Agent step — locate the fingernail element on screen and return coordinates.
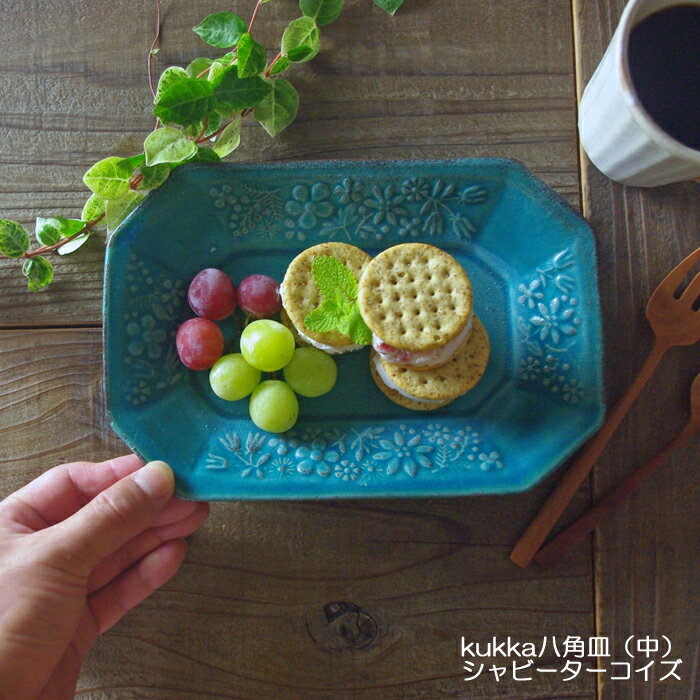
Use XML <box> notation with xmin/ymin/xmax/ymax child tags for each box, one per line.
<box><xmin>133</xmin><ymin>460</ymin><xmax>174</xmax><ymax>499</ymax></box>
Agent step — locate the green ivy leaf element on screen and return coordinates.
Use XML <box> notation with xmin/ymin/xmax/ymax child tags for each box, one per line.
<box><xmin>254</xmin><ymin>79</ymin><xmax>299</xmax><ymax>137</ymax></box>
<box><xmin>236</xmin><ymin>33</ymin><xmax>267</xmax><ymax>78</ymax></box>
<box><xmin>35</xmin><ymin>217</ymin><xmax>84</xmax><ymax>246</ymax></box>
<box><xmin>190</xmin><ymin>146</ymin><xmax>221</xmax><ymax>163</ymax></box>
<box><xmin>153</xmin><ymin>78</ymin><xmax>215</xmax><ymax>127</ymax></box>
<box><xmin>139</xmin><ymin>163</ymin><xmax>171</xmax><ymax>190</ymax></box>
<box><xmin>215</xmin><ymin>51</ymin><xmax>237</xmax><ymax>65</ymax></box>
<box><xmin>22</xmin><ymin>256</ymin><xmax>53</xmax><ymax>292</ymax></box>
<box><xmin>57</xmin><ymin>234</ymin><xmax>90</xmax><ymax>256</ymax></box>
<box><xmin>281</xmin><ymin>17</ymin><xmax>320</xmax><ymax>63</ymax></box>
<box><xmin>183</xmin><ymin>110</ymin><xmax>222</xmax><ymax>139</ymax></box>
<box><xmin>299</xmin><ymin>0</ymin><xmax>343</xmax><ymax>27</ymax></box>
<box><xmin>0</xmin><ymin>220</ymin><xmax>30</xmax><ymax>258</ymax></box>
<box><xmin>83</xmin><ymin>157</ymin><xmax>133</xmax><ymax>200</ymax></box>
<box><xmin>120</xmin><ymin>153</ymin><xmax>146</xmax><ymax>171</ymax></box>
<box><xmin>212</xmin><ymin>67</ymin><xmax>273</xmax><ymax>112</ymax></box>
<box><xmin>208</xmin><ymin>61</ymin><xmax>228</xmax><ymax>86</ymax></box>
<box><xmin>192</xmin><ymin>12</ymin><xmax>247</xmax><ymax>48</ymax></box>
<box><xmin>155</xmin><ymin>66</ymin><xmax>189</xmax><ymax>103</ymax></box>
<box><xmin>186</xmin><ymin>57</ymin><xmax>213</xmax><ymax>78</ymax></box>
<box><xmin>81</xmin><ymin>194</ymin><xmax>106</xmax><ymax>222</ymax></box>
<box><xmin>268</xmin><ymin>56</ymin><xmax>291</xmax><ymax>76</ymax></box>
<box><xmin>212</xmin><ymin>115</ymin><xmax>242</xmax><ymax>157</ymax></box>
<box><xmin>372</xmin><ymin>0</ymin><xmax>404</xmax><ymax>15</ymax></box>
<box><xmin>144</xmin><ymin>127</ymin><xmax>198</xmax><ymax>165</ymax></box>
<box><xmin>105</xmin><ymin>191</ymin><xmax>144</xmax><ymax>234</ymax></box>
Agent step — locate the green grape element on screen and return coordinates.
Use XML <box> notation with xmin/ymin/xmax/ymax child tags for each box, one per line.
<box><xmin>240</xmin><ymin>319</ymin><xmax>295</xmax><ymax>372</ymax></box>
<box><xmin>249</xmin><ymin>380</ymin><xmax>299</xmax><ymax>433</ymax></box>
<box><xmin>282</xmin><ymin>347</ymin><xmax>337</xmax><ymax>397</ymax></box>
<box><xmin>209</xmin><ymin>353</ymin><xmax>261</xmax><ymax>401</ymax></box>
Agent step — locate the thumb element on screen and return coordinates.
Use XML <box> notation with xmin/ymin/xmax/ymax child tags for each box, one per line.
<box><xmin>49</xmin><ymin>460</ymin><xmax>175</xmax><ymax>575</ymax></box>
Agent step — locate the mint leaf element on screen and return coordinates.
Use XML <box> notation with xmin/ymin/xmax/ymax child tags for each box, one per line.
<box><xmin>83</xmin><ymin>157</ymin><xmax>133</xmax><ymax>199</ymax></box>
<box><xmin>346</xmin><ymin>302</ymin><xmax>373</xmax><ymax>344</ymax></box>
<box><xmin>373</xmin><ymin>0</ymin><xmax>404</xmax><ymax>14</ymax></box>
<box><xmin>22</xmin><ymin>256</ymin><xmax>53</xmax><ymax>292</ymax></box>
<box><xmin>237</xmin><ymin>33</ymin><xmax>267</xmax><ymax>78</ymax></box>
<box><xmin>212</xmin><ymin>67</ymin><xmax>273</xmax><ymax>112</ymax></box>
<box><xmin>303</xmin><ymin>255</ymin><xmax>371</xmax><ymax>345</ymax></box>
<box><xmin>58</xmin><ymin>234</ymin><xmax>90</xmax><ymax>256</ymax></box>
<box><xmin>268</xmin><ymin>56</ymin><xmax>291</xmax><ymax>76</ymax></box>
<box><xmin>155</xmin><ymin>66</ymin><xmax>189</xmax><ymax>103</ymax></box>
<box><xmin>253</xmin><ymin>79</ymin><xmax>299</xmax><ymax>137</ymax></box>
<box><xmin>105</xmin><ymin>191</ymin><xmax>144</xmax><ymax>234</ymax></box>
<box><xmin>35</xmin><ymin>217</ymin><xmax>84</xmax><ymax>246</ymax></box>
<box><xmin>0</xmin><ymin>220</ymin><xmax>30</xmax><ymax>258</ymax></box>
<box><xmin>312</xmin><ymin>255</ymin><xmax>357</xmax><ymax>300</ymax></box>
<box><xmin>144</xmin><ymin>127</ymin><xmax>197</xmax><ymax>165</ymax></box>
<box><xmin>281</xmin><ymin>17</ymin><xmax>320</xmax><ymax>63</ymax></box>
<box><xmin>186</xmin><ymin>57</ymin><xmax>213</xmax><ymax>78</ymax></box>
<box><xmin>153</xmin><ymin>78</ymin><xmax>215</xmax><ymax>127</ymax></box>
<box><xmin>139</xmin><ymin>163</ymin><xmax>171</xmax><ymax>189</ymax></box>
<box><xmin>81</xmin><ymin>194</ymin><xmax>105</xmax><ymax>222</ymax></box>
<box><xmin>190</xmin><ymin>146</ymin><xmax>221</xmax><ymax>163</ymax></box>
<box><xmin>304</xmin><ymin>299</ymin><xmax>345</xmax><ymax>332</ymax></box>
<box><xmin>193</xmin><ymin>12</ymin><xmax>247</xmax><ymax>48</ymax></box>
<box><xmin>212</xmin><ymin>115</ymin><xmax>242</xmax><ymax>157</ymax></box>
<box><xmin>300</xmin><ymin>0</ymin><xmax>343</xmax><ymax>26</ymax></box>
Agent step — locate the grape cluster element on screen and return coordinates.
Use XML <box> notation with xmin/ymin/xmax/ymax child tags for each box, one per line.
<box><xmin>175</xmin><ymin>268</ymin><xmax>336</xmax><ymax>433</ymax></box>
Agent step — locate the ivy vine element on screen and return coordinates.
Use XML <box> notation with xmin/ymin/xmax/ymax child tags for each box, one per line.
<box><xmin>0</xmin><ymin>0</ymin><xmax>404</xmax><ymax>291</ymax></box>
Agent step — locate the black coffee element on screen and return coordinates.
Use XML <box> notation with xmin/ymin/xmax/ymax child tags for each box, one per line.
<box><xmin>627</xmin><ymin>4</ymin><xmax>700</xmax><ymax>150</ymax></box>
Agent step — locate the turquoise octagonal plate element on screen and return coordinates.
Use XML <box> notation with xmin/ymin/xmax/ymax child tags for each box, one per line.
<box><xmin>104</xmin><ymin>159</ymin><xmax>605</xmax><ymax>500</ymax></box>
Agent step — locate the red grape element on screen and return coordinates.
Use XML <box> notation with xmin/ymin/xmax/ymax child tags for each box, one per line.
<box><xmin>238</xmin><ymin>274</ymin><xmax>281</xmax><ymax>319</ymax></box>
<box><xmin>188</xmin><ymin>268</ymin><xmax>237</xmax><ymax>320</ymax></box>
<box><xmin>176</xmin><ymin>317</ymin><xmax>224</xmax><ymax>370</ymax></box>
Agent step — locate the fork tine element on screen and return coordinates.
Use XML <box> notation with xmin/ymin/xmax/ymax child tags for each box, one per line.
<box><xmin>681</xmin><ymin>270</ymin><xmax>700</xmax><ymax>305</ymax></box>
<box><xmin>659</xmin><ymin>246</ymin><xmax>700</xmax><ymax>293</ymax></box>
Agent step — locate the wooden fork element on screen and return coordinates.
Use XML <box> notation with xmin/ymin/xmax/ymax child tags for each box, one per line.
<box><xmin>510</xmin><ymin>246</ymin><xmax>700</xmax><ymax>568</ymax></box>
<box><xmin>534</xmin><ymin>372</ymin><xmax>700</xmax><ymax>567</ymax></box>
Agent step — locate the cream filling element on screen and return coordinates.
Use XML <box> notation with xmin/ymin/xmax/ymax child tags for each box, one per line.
<box><xmin>373</xmin><ymin>354</ymin><xmax>445</xmax><ymax>405</ymax></box>
<box><xmin>373</xmin><ymin>314</ymin><xmax>473</xmax><ymax>367</ymax></box>
<box><xmin>296</xmin><ymin>327</ymin><xmax>363</xmax><ymax>355</ymax></box>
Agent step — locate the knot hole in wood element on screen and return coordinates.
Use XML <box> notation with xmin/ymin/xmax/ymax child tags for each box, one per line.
<box><xmin>305</xmin><ymin>601</ymin><xmax>379</xmax><ymax>653</ymax></box>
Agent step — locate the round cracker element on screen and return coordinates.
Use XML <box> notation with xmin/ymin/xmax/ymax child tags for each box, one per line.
<box><xmin>281</xmin><ymin>242</ymin><xmax>371</xmax><ymax>348</ymax></box>
<box><xmin>279</xmin><ymin>308</ymin><xmax>309</xmax><ymax>347</ymax></box>
<box><xmin>370</xmin><ymin>356</ymin><xmax>451</xmax><ymax>411</ymax></box>
<box><xmin>358</xmin><ymin>243</ymin><xmax>473</xmax><ymax>352</ymax></box>
<box><xmin>376</xmin><ymin>316</ymin><xmax>490</xmax><ymax>402</ymax></box>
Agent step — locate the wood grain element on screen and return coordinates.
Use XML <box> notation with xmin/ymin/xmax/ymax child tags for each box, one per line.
<box><xmin>0</xmin><ymin>0</ymin><xmax>579</xmax><ymax>327</ymax></box>
<box><xmin>573</xmin><ymin>1</ymin><xmax>700</xmax><ymax>698</ymax></box>
<box><xmin>0</xmin><ymin>329</ymin><xmax>596</xmax><ymax>699</ymax></box>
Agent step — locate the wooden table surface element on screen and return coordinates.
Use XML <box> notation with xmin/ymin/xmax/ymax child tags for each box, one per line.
<box><xmin>1</xmin><ymin>1</ymin><xmax>698</xmax><ymax>698</ymax></box>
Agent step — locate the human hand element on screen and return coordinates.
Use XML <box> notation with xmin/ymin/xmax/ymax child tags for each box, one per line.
<box><xmin>0</xmin><ymin>455</ymin><xmax>209</xmax><ymax>700</ymax></box>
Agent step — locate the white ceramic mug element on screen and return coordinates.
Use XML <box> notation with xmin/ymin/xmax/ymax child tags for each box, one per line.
<box><xmin>578</xmin><ymin>0</ymin><xmax>700</xmax><ymax>187</ymax></box>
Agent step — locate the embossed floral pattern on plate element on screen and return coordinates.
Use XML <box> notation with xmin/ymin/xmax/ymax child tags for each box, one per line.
<box><xmin>209</xmin><ymin>176</ymin><xmax>490</xmax><ymax>244</ymax></box>
<box><xmin>104</xmin><ymin>159</ymin><xmax>604</xmax><ymax>499</ymax></box>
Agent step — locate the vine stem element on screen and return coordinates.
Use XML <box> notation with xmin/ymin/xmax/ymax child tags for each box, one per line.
<box><xmin>7</xmin><ymin>214</ymin><xmax>106</xmax><ymax>260</ymax></box>
<box><xmin>147</xmin><ymin>0</ymin><xmax>162</xmax><ymax>98</ymax></box>
<box><xmin>195</xmin><ymin>121</ymin><xmax>228</xmax><ymax>144</ymax></box>
<box><xmin>248</xmin><ymin>0</ymin><xmax>263</xmax><ymax>32</ymax></box>
<box><xmin>264</xmin><ymin>51</ymin><xmax>283</xmax><ymax>77</ymax></box>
